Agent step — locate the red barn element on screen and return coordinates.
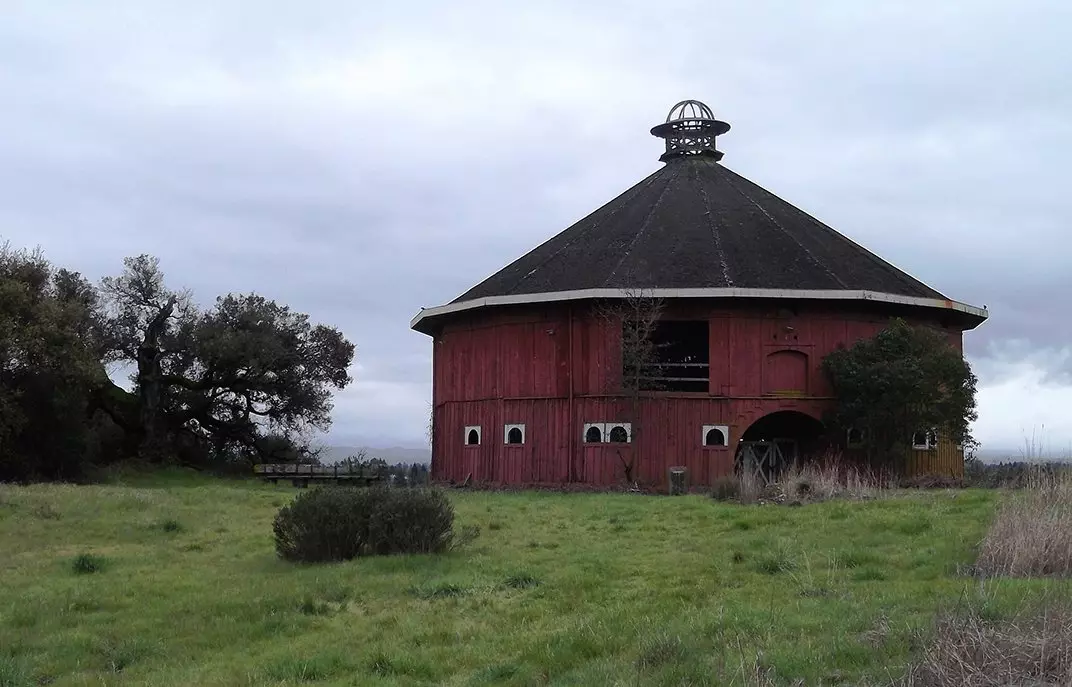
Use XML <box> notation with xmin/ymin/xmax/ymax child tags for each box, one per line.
<box><xmin>411</xmin><ymin>100</ymin><xmax>987</xmax><ymax>489</ymax></box>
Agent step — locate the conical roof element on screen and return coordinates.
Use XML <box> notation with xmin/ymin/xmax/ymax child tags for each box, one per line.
<box><xmin>453</xmin><ymin>157</ymin><xmax>943</xmax><ymax>302</ymax></box>
<box><xmin>412</xmin><ymin>101</ymin><xmax>987</xmax><ymax>333</ymax></box>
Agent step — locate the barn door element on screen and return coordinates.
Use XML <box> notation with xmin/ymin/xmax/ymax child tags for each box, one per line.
<box><xmin>736</xmin><ymin>440</ymin><xmax>796</xmax><ymax>484</ymax></box>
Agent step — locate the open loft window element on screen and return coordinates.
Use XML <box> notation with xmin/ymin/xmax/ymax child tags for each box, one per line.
<box><xmin>504</xmin><ymin>424</ymin><xmax>525</xmax><ymax>445</ymax></box>
<box><xmin>583</xmin><ymin>423</ymin><xmax>632</xmax><ymax>443</ymax></box>
<box><xmin>464</xmin><ymin>425</ymin><xmax>481</xmax><ymax>446</ymax></box>
<box><xmin>702</xmin><ymin>424</ymin><xmax>729</xmax><ymax>447</ymax></box>
<box><xmin>623</xmin><ymin>320</ymin><xmax>709</xmax><ymax>393</ymax></box>
<box><xmin>911</xmin><ymin>429</ymin><xmax>938</xmax><ymax>450</ymax></box>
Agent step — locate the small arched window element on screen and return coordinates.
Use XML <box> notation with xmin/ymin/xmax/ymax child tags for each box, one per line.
<box><xmin>705</xmin><ymin>427</ymin><xmax>726</xmax><ymax>446</ymax></box>
<box><xmin>464</xmin><ymin>426</ymin><xmax>481</xmax><ymax>445</ymax></box>
<box><xmin>608</xmin><ymin>425</ymin><xmax>629</xmax><ymax>443</ymax></box>
<box><xmin>504</xmin><ymin>424</ymin><xmax>526</xmax><ymax>445</ymax></box>
<box><xmin>702</xmin><ymin>424</ymin><xmax>728</xmax><ymax>447</ymax></box>
<box><xmin>585</xmin><ymin>426</ymin><xmax>602</xmax><ymax>443</ymax></box>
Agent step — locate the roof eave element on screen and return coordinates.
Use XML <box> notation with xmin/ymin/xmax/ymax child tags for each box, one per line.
<box><xmin>409</xmin><ymin>288</ymin><xmax>989</xmax><ymax>335</ymax></box>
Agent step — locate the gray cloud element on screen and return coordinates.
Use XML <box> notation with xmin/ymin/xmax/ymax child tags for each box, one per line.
<box><xmin>2</xmin><ymin>0</ymin><xmax>1070</xmax><ymax>447</ymax></box>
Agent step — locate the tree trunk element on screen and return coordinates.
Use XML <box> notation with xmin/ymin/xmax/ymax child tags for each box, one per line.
<box><xmin>135</xmin><ymin>296</ymin><xmax>177</xmax><ymax>462</ymax></box>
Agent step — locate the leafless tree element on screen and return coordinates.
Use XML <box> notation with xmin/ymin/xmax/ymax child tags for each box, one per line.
<box><xmin>595</xmin><ymin>289</ymin><xmax>665</xmax><ymax>488</ymax></box>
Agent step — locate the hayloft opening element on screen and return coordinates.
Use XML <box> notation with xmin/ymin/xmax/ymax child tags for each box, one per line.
<box><xmin>584</xmin><ymin>425</ymin><xmax>602</xmax><ymax>443</ymax></box>
<box><xmin>626</xmin><ymin>320</ymin><xmax>709</xmax><ymax>392</ymax></box>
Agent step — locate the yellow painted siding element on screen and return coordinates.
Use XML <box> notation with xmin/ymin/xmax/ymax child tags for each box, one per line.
<box><xmin>902</xmin><ymin>436</ymin><xmax>963</xmax><ymax>478</ymax></box>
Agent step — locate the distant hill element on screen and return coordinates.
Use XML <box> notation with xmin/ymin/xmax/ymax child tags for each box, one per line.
<box><xmin>318</xmin><ymin>445</ymin><xmax>431</xmax><ymax>466</ymax></box>
<box><xmin>975</xmin><ymin>447</ymin><xmax>1071</xmax><ymax>464</ymax></box>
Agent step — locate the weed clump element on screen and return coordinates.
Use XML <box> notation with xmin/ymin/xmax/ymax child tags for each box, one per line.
<box><xmin>273</xmin><ymin>486</ymin><xmax>470</xmax><ymax>563</ymax></box>
<box><xmin>503</xmin><ymin>572</ymin><xmax>540</xmax><ymax>589</ymax></box>
<box><xmin>154</xmin><ymin>518</ymin><xmax>183</xmax><ymax>533</ymax></box>
<box><xmin>410</xmin><ymin>582</ymin><xmax>468</xmax><ymax>600</ymax></box>
<box><xmin>635</xmin><ymin>633</ymin><xmax>689</xmax><ymax>669</ymax></box>
<box><xmin>297</xmin><ymin>597</ymin><xmax>332</xmax><ymax>616</ymax></box>
<box><xmin>71</xmin><ymin>553</ymin><xmax>105</xmax><ymax>575</ymax></box>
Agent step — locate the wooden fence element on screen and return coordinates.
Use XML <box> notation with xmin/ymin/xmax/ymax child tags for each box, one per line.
<box><xmin>252</xmin><ymin>463</ymin><xmax>384</xmax><ymax>488</ymax></box>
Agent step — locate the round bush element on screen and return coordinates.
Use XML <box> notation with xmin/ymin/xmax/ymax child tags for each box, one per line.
<box><xmin>273</xmin><ymin>486</ymin><xmax>457</xmax><ymax>562</ymax></box>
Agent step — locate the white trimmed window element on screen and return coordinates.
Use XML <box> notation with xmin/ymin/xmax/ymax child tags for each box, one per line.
<box><xmin>607</xmin><ymin>423</ymin><xmax>632</xmax><ymax>443</ymax></box>
<box><xmin>583</xmin><ymin>422</ymin><xmax>632</xmax><ymax>443</ymax></box>
<box><xmin>504</xmin><ymin>424</ymin><xmax>526</xmax><ymax>445</ymax></box>
<box><xmin>911</xmin><ymin>429</ymin><xmax>938</xmax><ymax>450</ymax></box>
<box><xmin>702</xmin><ymin>425</ymin><xmax>729</xmax><ymax>447</ymax></box>
<box><xmin>464</xmin><ymin>426</ymin><xmax>481</xmax><ymax>446</ymax></box>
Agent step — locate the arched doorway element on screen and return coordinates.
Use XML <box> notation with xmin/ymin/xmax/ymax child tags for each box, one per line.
<box><xmin>736</xmin><ymin>411</ymin><xmax>825</xmax><ymax>482</ymax></box>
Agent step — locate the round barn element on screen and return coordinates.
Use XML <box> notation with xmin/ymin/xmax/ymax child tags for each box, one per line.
<box><xmin>410</xmin><ymin>100</ymin><xmax>987</xmax><ymax>489</ymax></box>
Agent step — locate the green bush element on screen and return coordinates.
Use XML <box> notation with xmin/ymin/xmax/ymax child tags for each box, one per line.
<box><xmin>272</xmin><ymin>486</ymin><xmax>461</xmax><ymax>563</ymax></box>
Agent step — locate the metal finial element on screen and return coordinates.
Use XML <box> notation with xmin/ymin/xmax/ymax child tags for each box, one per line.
<box><xmin>650</xmin><ymin>99</ymin><xmax>730</xmax><ymax>162</ymax></box>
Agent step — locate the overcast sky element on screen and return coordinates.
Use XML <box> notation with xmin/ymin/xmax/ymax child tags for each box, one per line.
<box><xmin>2</xmin><ymin>1</ymin><xmax>1070</xmax><ymax>454</ymax></box>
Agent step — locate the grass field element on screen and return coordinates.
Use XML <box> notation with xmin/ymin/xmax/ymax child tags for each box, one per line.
<box><xmin>0</xmin><ymin>471</ymin><xmax>1057</xmax><ymax>686</ymax></box>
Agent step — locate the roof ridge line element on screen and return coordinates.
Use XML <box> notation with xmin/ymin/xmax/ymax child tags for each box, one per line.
<box><xmin>719</xmin><ymin>166</ymin><xmax>946</xmax><ymax>298</ymax></box>
<box><xmin>491</xmin><ymin>168</ymin><xmax>665</xmax><ymax>297</ymax></box>
<box><xmin>601</xmin><ymin>165</ymin><xmax>677</xmax><ymax>287</ymax></box>
<box><xmin>696</xmin><ymin>166</ymin><xmax>733</xmax><ymax>286</ymax></box>
<box><xmin>717</xmin><ymin>165</ymin><xmax>847</xmax><ymax>288</ymax></box>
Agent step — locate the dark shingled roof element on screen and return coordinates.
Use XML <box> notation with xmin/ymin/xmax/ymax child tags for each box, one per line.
<box><xmin>452</xmin><ymin>156</ymin><xmax>947</xmax><ymax>303</ymax></box>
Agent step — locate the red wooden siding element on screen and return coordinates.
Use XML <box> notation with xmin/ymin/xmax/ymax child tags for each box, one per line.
<box><xmin>430</xmin><ymin>301</ymin><xmax>971</xmax><ymax>488</ymax></box>
<box><xmin>763</xmin><ymin>350</ymin><xmax>809</xmax><ymax>395</ymax></box>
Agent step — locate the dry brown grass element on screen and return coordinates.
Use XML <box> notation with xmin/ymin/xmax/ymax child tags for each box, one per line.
<box><xmin>774</xmin><ymin>460</ymin><xmax>888</xmax><ymax>504</ymax></box>
<box><xmin>901</xmin><ymin>594</ymin><xmax>1072</xmax><ymax>686</ymax></box>
<box><xmin>711</xmin><ymin>458</ymin><xmax>889</xmax><ymax>506</ymax></box>
<box><xmin>975</xmin><ymin>468</ymin><xmax>1072</xmax><ymax>578</ymax></box>
<box><xmin>737</xmin><ymin>467</ymin><xmax>764</xmax><ymax>505</ymax></box>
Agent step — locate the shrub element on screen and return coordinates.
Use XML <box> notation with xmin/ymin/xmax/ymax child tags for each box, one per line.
<box><xmin>710</xmin><ymin>476</ymin><xmax>740</xmax><ymax>501</ymax></box>
<box><xmin>273</xmin><ymin>486</ymin><xmax>463</xmax><ymax>563</ymax></box>
<box><xmin>71</xmin><ymin>553</ymin><xmax>105</xmax><ymax>575</ymax></box>
<box><xmin>975</xmin><ymin>471</ymin><xmax>1072</xmax><ymax>577</ymax></box>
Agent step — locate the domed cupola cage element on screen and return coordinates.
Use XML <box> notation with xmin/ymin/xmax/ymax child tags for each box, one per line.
<box><xmin>650</xmin><ymin>99</ymin><xmax>731</xmax><ymax>162</ymax></box>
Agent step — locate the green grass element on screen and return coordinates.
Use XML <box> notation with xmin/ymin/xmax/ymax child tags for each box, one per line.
<box><xmin>0</xmin><ymin>473</ymin><xmax>1055</xmax><ymax>685</ymax></box>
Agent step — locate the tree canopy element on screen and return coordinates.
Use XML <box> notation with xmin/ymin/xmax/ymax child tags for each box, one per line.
<box><xmin>0</xmin><ymin>245</ymin><xmax>355</xmax><ymax>481</ymax></box>
<box><xmin>822</xmin><ymin>318</ymin><xmax>978</xmax><ymax>462</ymax></box>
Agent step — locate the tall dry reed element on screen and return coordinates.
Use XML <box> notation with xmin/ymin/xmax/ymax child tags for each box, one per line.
<box><xmin>900</xmin><ymin>593</ymin><xmax>1072</xmax><ymax>686</ymax></box>
<box><xmin>975</xmin><ymin>467</ymin><xmax>1072</xmax><ymax>578</ymax></box>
